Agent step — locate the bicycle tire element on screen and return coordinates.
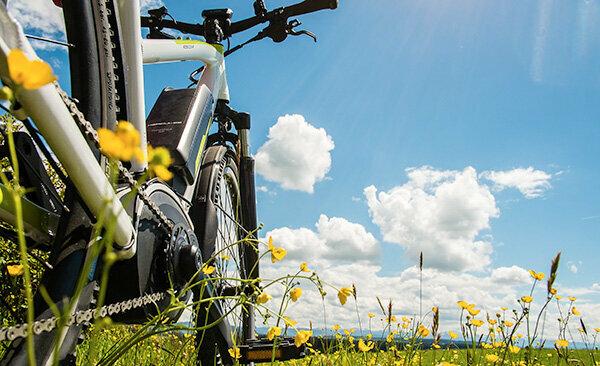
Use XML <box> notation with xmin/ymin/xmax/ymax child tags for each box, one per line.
<box><xmin>0</xmin><ymin>0</ymin><xmax>123</xmax><ymax>364</ymax></box>
<box><xmin>192</xmin><ymin>146</ymin><xmax>250</xmax><ymax>366</ymax></box>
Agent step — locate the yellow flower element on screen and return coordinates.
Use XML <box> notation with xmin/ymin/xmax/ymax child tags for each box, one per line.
<box><xmin>228</xmin><ymin>347</ymin><xmax>241</xmax><ymax>359</ymax></box>
<box><xmin>6</xmin><ymin>264</ymin><xmax>24</xmax><ymax>277</ymax></box>
<box><xmin>594</xmin><ymin>328</ymin><xmax>600</xmax><ymax>333</ymax></box>
<box><xmin>556</xmin><ymin>295</ymin><xmax>562</xmax><ymax>300</ymax></box>
<box><xmin>401</xmin><ymin>322</ymin><xmax>409</xmax><ymax>329</ymax></box>
<box><xmin>290</xmin><ymin>287</ymin><xmax>302</xmax><ymax>302</ymax></box>
<box><xmin>485</xmin><ymin>354</ymin><xmax>499</xmax><ymax>363</ymax></box>
<box><xmin>337</xmin><ymin>287</ymin><xmax>353</xmax><ymax>305</ymax></box>
<box><xmin>488</xmin><ymin>319</ymin><xmax>497</xmax><ymax>325</ymax></box>
<box><xmin>509</xmin><ymin>345</ymin><xmax>520</xmax><ymax>354</ymax></box>
<box><xmin>482</xmin><ymin>342</ymin><xmax>493</xmax><ymax>349</ymax></box>
<box><xmin>470</xmin><ymin>319</ymin><xmax>484</xmax><ymax>327</ymax></box>
<box><xmin>503</xmin><ymin>321</ymin><xmax>514</xmax><ymax>327</ymax></box>
<box><xmin>283</xmin><ymin>317</ymin><xmax>298</xmax><ymax>327</ymax></box>
<box><xmin>389</xmin><ymin>315</ymin><xmax>397</xmax><ymax>323</ymax></box>
<box><xmin>432</xmin><ymin>343</ymin><xmax>441</xmax><ymax>349</ymax></box>
<box><xmin>368</xmin><ymin>312</ymin><xmax>376</xmax><ymax>319</ymax></box>
<box><xmin>294</xmin><ymin>330</ymin><xmax>312</xmax><ymax>347</ymax></box>
<box><xmin>555</xmin><ymin>339</ymin><xmax>569</xmax><ymax>348</ymax></box>
<box><xmin>568</xmin><ymin>296</ymin><xmax>577</xmax><ymax>302</ymax></box>
<box><xmin>500</xmin><ymin>307</ymin><xmax>508</xmax><ymax>311</ymax></box>
<box><xmin>550</xmin><ymin>288</ymin><xmax>557</xmax><ymax>295</ymax></box>
<box><xmin>267</xmin><ymin>236</ymin><xmax>287</xmax><ymax>263</ymax></box>
<box><xmin>147</xmin><ymin>145</ymin><xmax>173</xmax><ymax>181</ymax></box>
<box><xmin>402</xmin><ymin>316</ymin><xmax>410</xmax><ymax>322</ymax></box>
<box><xmin>528</xmin><ymin>270</ymin><xmax>545</xmax><ymax>281</ymax></box>
<box><xmin>266</xmin><ymin>326</ymin><xmax>282</xmax><ymax>341</ymax></box>
<box><xmin>386</xmin><ymin>333</ymin><xmax>394</xmax><ymax>343</ymax></box>
<box><xmin>8</xmin><ymin>49</ymin><xmax>57</xmax><ymax>90</ymax></box>
<box><xmin>299</xmin><ymin>262</ymin><xmax>310</xmax><ymax>272</ymax></box>
<box><xmin>220</xmin><ymin>254</ymin><xmax>231</xmax><ymax>261</ymax></box>
<box><xmin>98</xmin><ymin>121</ymin><xmax>145</xmax><ymax>163</ymax></box>
<box><xmin>571</xmin><ymin>306</ymin><xmax>581</xmax><ymax>316</ymax></box>
<box><xmin>521</xmin><ymin>296</ymin><xmax>533</xmax><ymax>304</ymax></box>
<box><xmin>332</xmin><ymin>324</ymin><xmax>340</xmax><ymax>332</ymax></box>
<box><xmin>437</xmin><ymin>363</ymin><xmax>458</xmax><ymax>366</ymax></box>
<box><xmin>448</xmin><ymin>330</ymin><xmax>458</xmax><ymax>339</ymax></box>
<box><xmin>0</xmin><ymin>86</ymin><xmax>14</xmax><ymax>101</ymax></box>
<box><xmin>457</xmin><ymin>300</ymin><xmax>469</xmax><ymax>309</ymax></box>
<box><xmin>256</xmin><ymin>291</ymin><xmax>272</xmax><ymax>304</ymax></box>
<box><xmin>358</xmin><ymin>338</ymin><xmax>374</xmax><ymax>352</ymax></box>
<box><xmin>417</xmin><ymin>324</ymin><xmax>430</xmax><ymax>337</ymax></box>
<box><xmin>201</xmin><ymin>264</ymin><xmax>215</xmax><ymax>275</ymax></box>
<box><xmin>467</xmin><ymin>305</ymin><xmax>480</xmax><ymax>317</ymax></box>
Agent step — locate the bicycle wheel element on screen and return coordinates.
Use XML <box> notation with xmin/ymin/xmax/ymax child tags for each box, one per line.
<box><xmin>192</xmin><ymin>146</ymin><xmax>249</xmax><ymax>366</ymax></box>
<box><xmin>1</xmin><ymin>0</ymin><xmax>124</xmax><ymax>364</ymax></box>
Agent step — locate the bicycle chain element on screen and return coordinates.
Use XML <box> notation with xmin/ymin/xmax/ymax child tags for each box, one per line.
<box><xmin>0</xmin><ymin>293</ymin><xmax>165</xmax><ymax>342</ymax></box>
<box><xmin>0</xmin><ymin>0</ymin><xmax>177</xmax><ymax>342</ymax></box>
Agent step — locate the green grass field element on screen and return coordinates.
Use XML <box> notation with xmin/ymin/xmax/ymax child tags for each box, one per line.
<box><xmin>75</xmin><ymin>325</ymin><xmax>600</xmax><ymax>365</ymax></box>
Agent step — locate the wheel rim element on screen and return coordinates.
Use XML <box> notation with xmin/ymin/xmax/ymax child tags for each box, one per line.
<box><xmin>213</xmin><ymin>163</ymin><xmax>245</xmax><ymax>342</ymax></box>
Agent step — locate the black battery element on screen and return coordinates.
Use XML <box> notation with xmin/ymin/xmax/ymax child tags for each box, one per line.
<box><xmin>146</xmin><ymin>86</ymin><xmax>214</xmax><ymax>184</ymax></box>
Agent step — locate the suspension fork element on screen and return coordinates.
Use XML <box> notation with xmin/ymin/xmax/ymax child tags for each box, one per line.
<box><xmin>218</xmin><ymin>100</ymin><xmax>259</xmax><ymax>342</ymax></box>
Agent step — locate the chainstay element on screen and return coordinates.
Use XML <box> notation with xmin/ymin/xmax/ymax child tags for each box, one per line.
<box><xmin>0</xmin><ymin>292</ymin><xmax>166</xmax><ymax>342</ymax></box>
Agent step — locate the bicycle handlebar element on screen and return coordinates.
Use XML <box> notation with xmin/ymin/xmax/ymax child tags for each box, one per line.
<box><xmin>141</xmin><ymin>0</ymin><xmax>338</xmax><ymax>39</ymax></box>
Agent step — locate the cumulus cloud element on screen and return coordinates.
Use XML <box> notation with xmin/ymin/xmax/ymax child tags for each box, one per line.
<box><xmin>265</xmin><ymin>214</ymin><xmax>378</xmax><ymax>263</ymax></box>
<box><xmin>481</xmin><ymin>167</ymin><xmax>552</xmax><ymax>199</ymax></box>
<box><xmin>8</xmin><ymin>0</ymin><xmax>64</xmax><ymax>39</ymax></box>
<box><xmin>364</xmin><ymin>166</ymin><xmax>498</xmax><ymax>272</ymax></box>
<box><xmin>140</xmin><ymin>0</ymin><xmax>165</xmax><ymax>13</ymax></box>
<box><xmin>8</xmin><ymin>0</ymin><xmax>163</xmax><ymax>50</ymax></box>
<box><xmin>255</xmin><ymin>114</ymin><xmax>334</xmax><ymax>193</ymax></box>
<box><xmin>258</xmin><ymin>253</ymin><xmax>583</xmax><ymax>337</ymax></box>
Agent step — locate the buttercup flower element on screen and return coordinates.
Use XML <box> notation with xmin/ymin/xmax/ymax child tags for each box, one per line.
<box><xmin>228</xmin><ymin>347</ymin><xmax>241</xmax><ymax>359</ymax></box>
<box><xmin>485</xmin><ymin>354</ymin><xmax>499</xmax><ymax>363</ymax></box>
<box><xmin>521</xmin><ymin>296</ymin><xmax>533</xmax><ymax>304</ymax></box>
<box><xmin>266</xmin><ymin>326</ymin><xmax>282</xmax><ymax>341</ymax></box>
<box><xmin>290</xmin><ymin>287</ymin><xmax>302</xmax><ymax>302</ymax></box>
<box><xmin>457</xmin><ymin>300</ymin><xmax>469</xmax><ymax>309</ymax></box>
<box><xmin>332</xmin><ymin>324</ymin><xmax>340</xmax><ymax>332</ymax></box>
<box><xmin>467</xmin><ymin>305</ymin><xmax>480</xmax><ymax>316</ymax></box>
<box><xmin>283</xmin><ymin>317</ymin><xmax>297</xmax><ymax>328</ymax></box>
<box><xmin>448</xmin><ymin>330</ymin><xmax>458</xmax><ymax>339</ymax></box>
<box><xmin>503</xmin><ymin>320</ymin><xmax>514</xmax><ymax>327</ymax></box>
<box><xmin>571</xmin><ymin>306</ymin><xmax>581</xmax><ymax>316</ymax></box>
<box><xmin>0</xmin><ymin>86</ymin><xmax>14</xmax><ymax>101</ymax></box>
<box><xmin>294</xmin><ymin>330</ymin><xmax>312</xmax><ymax>347</ymax></box>
<box><xmin>358</xmin><ymin>338</ymin><xmax>374</xmax><ymax>352</ymax></box>
<box><xmin>147</xmin><ymin>145</ymin><xmax>173</xmax><ymax>181</ymax></box>
<box><xmin>368</xmin><ymin>312</ymin><xmax>375</xmax><ymax>319</ymax></box>
<box><xmin>337</xmin><ymin>287</ymin><xmax>353</xmax><ymax>305</ymax></box>
<box><xmin>470</xmin><ymin>319</ymin><xmax>484</xmax><ymax>327</ymax></box>
<box><xmin>528</xmin><ymin>269</ymin><xmax>545</xmax><ymax>281</ymax></box>
<box><xmin>256</xmin><ymin>291</ymin><xmax>272</xmax><ymax>304</ymax></box>
<box><xmin>299</xmin><ymin>262</ymin><xmax>310</xmax><ymax>272</ymax></box>
<box><xmin>201</xmin><ymin>264</ymin><xmax>215</xmax><ymax>275</ymax></box>
<box><xmin>8</xmin><ymin>49</ymin><xmax>57</xmax><ymax>90</ymax></box>
<box><xmin>568</xmin><ymin>296</ymin><xmax>577</xmax><ymax>302</ymax></box>
<box><xmin>550</xmin><ymin>288</ymin><xmax>557</xmax><ymax>295</ymax></box>
<box><xmin>267</xmin><ymin>236</ymin><xmax>287</xmax><ymax>263</ymax></box>
<box><xmin>6</xmin><ymin>264</ymin><xmax>24</xmax><ymax>277</ymax></box>
<box><xmin>417</xmin><ymin>324</ymin><xmax>430</xmax><ymax>337</ymax></box>
<box><xmin>555</xmin><ymin>339</ymin><xmax>569</xmax><ymax>348</ymax></box>
<box><xmin>509</xmin><ymin>345</ymin><xmax>520</xmax><ymax>354</ymax></box>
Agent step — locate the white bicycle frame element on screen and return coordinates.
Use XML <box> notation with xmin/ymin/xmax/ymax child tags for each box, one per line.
<box><xmin>0</xmin><ymin>1</ymin><xmax>229</xmax><ymax>258</ymax></box>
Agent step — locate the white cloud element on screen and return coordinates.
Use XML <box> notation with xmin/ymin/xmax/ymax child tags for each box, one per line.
<box><xmin>255</xmin><ymin>114</ymin><xmax>334</xmax><ymax>193</ymax></box>
<box><xmin>481</xmin><ymin>167</ymin><xmax>552</xmax><ymax>199</ymax></box>
<box><xmin>592</xmin><ymin>283</ymin><xmax>600</xmax><ymax>291</ymax></box>
<box><xmin>569</xmin><ymin>264</ymin><xmax>578</xmax><ymax>274</ymax></box>
<box><xmin>140</xmin><ymin>0</ymin><xmax>165</xmax><ymax>13</ymax></box>
<box><xmin>265</xmin><ymin>214</ymin><xmax>378</xmax><ymax>263</ymax></box>
<box><xmin>8</xmin><ymin>0</ymin><xmax>163</xmax><ymax>50</ymax></box>
<box><xmin>8</xmin><ymin>0</ymin><xmax>64</xmax><ymax>39</ymax></box>
<box><xmin>364</xmin><ymin>166</ymin><xmax>498</xmax><ymax>272</ymax></box>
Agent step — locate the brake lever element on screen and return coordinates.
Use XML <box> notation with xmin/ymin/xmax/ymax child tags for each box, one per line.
<box><xmin>287</xmin><ymin>19</ymin><xmax>317</xmax><ymax>42</ymax></box>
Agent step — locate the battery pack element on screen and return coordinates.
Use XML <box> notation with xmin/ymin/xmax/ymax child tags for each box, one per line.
<box><xmin>146</xmin><ymin>85</ymin><xmax>214</xmax><ymax>184</ymax></box>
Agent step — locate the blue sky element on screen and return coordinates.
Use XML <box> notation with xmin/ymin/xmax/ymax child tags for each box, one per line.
<box><xmin>14</xmin><ymin>0</ymin><xmax>600</xmax><ymax>331</ymax></box>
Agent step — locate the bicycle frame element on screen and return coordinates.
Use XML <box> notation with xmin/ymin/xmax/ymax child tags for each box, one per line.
<box><xmin>0</xmin><ymin>1</ymin><xmax>231</xmax><ymax>258</ymax></box>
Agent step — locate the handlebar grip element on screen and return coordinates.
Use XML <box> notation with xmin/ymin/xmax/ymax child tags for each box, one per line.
<box><xmin>284</xmin><ymin>0</ymin><xmax>338</xmax><ymax>17</ymax></box>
